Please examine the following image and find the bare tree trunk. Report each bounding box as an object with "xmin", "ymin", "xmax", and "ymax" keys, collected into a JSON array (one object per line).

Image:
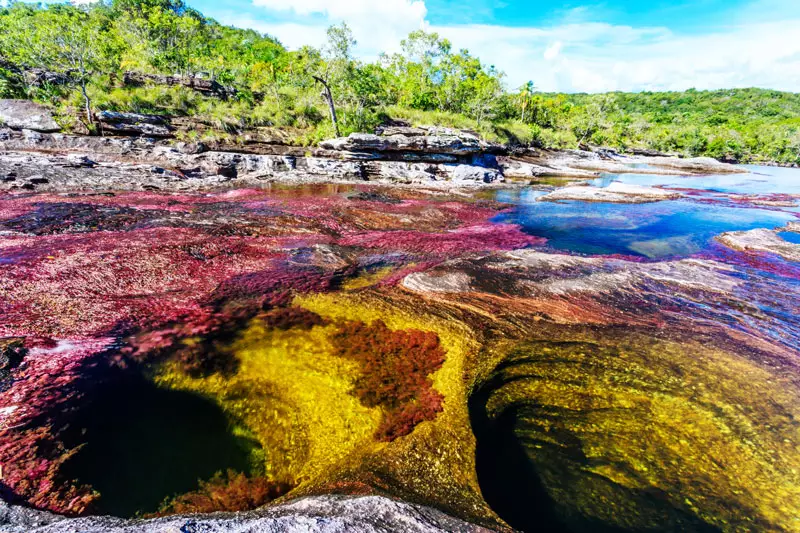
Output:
[
  {"xmin": 313, "ymin": 75, "xmax": 340, "ymax": 137},
  {"xmin": 79, "ymin": 79, "xmax": 93, "ymax": 127}
]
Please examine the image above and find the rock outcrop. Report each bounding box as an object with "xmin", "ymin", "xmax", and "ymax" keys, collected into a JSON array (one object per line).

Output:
[
  {"xmin": 97, "ymin": 111, "xmax": 173, "ymax": 137},
  {"xmin": 122, "ymin": 71, "xmax": 236, "ymax": 100},
  {"xmin": 538, "ymin": 182, "xmax": 683, "ymax": 203},
  {"xmin": 0, "ymin": 100, "xmax": 60, "ymax": 132},
  {"xmin": 717, "ymin": 228, "xmax": 800, "ymax": 262},
  {"xmin": 0, "ymin": 496, "xmax": 495, "ymax": 533}
]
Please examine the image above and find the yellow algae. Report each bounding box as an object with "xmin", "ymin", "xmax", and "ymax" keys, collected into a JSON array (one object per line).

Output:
[
  {"xmin": 478, "ymin": 333, "xmax": 800, "ymax": 532},
  {"xmin": 340, "ymin": 266, "xmax": 395, "ymax": 291},
  {"xmin": 153, "ymin": 321, "xmax": 383, "ymax": 485},
  {"xmin": 292, "ymin": 290, "xmax": 506, "ymax": 527}
]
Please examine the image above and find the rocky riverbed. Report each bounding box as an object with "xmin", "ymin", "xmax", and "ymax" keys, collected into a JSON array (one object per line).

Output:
[{"xmin": 1, "ymin": 100, "xmax": 799, "ymax": 533}]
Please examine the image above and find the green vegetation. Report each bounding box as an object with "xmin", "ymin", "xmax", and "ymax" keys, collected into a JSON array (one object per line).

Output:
[{"xmin": 1, "ymin": 0, "xmax": 799, "ymax": 163}]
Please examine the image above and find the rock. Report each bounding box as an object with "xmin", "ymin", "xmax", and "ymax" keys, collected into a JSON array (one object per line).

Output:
[
  {"xmin": 122, "ymin": 71, "xmax": 236, "ymax": 100},
  {"xmin": 450, "ymin": 164, "xmax": 502, "ymax": 183},
  {"xmin": 321, "ymin": 131, "xmax": 485, "ymax": 155},
  {"xmin": 97, "ymin": 111, "xmax": 173, "ymax": 137},
  {"xmin": 0, "ymin": 100, "xmax": 60, "ymax": 132},
  {"xmin": 498, "ymin": 157, "xmax": 598, "ymax": 179},
  {"xmin": 65, "ymin": 154, "xmax": 97, "ymax": 168},
  {"xmin": 539, "ymin": 182, "xmax": 682, "ymax": 203},
  {"xmin": 176, "ymin": 141, "xmax": 208, "ymax": 155},
  {"xmin": 0, "ymin": 338, "xmax": 26, "ymax": 387},
  {"xmin": 642, "ymin": 156, "xmax": 743, "ymax": 174},
  {"xmin": 0, "ymin": 496, "xmax": 493, "ymax": 533},
  {"xmin": 717, "ymin": 228, "xmax": 800, "ymax": 262}
]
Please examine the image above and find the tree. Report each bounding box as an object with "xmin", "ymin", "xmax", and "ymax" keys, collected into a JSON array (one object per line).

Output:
[
  {"xmin": 310, "ymin": 23, "xmax": 356, "ymax": 137},
  {"xmin": 1, "ymin": 4, "xmax": 112, "ymax": 126},
  {"xmin": 516, "ymin": 81, "xmax": 536, "ymax": 123}
]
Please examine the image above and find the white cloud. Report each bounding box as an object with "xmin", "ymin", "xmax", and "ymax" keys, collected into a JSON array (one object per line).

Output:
[
  {"xmin": 211, "ymin": 0, "xmax": 800, "ymax": 93},
  {"xmin": 431, "ymin": 19, "xmax": 800, "ymax": 92},
  {"xmin": 543, "ymin": 41, "xmax": 562, "ymax": 61},
  {"xmin": 249, "ymin": 0, "xmax": 427, "ymax": 58}
]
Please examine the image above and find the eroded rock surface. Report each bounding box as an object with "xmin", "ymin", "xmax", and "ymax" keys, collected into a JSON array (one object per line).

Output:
[
  {"xmin": 717, "ymin": 227, "xmax": 800, "ymax": 262},
  {"xmin": 0, "ymin": 496, "xmax": 494, "ymax": 533},
  {"xmin": 0, "ymin": 100, "xmax": 60, "ymax": 132},
  {"xmin": 538, "ymin": 182, "xmax": 682, "ymax": 203}
]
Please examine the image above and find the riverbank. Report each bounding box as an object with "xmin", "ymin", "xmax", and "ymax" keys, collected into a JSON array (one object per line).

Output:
[{"xmin": 0, "ymin": 127, "xmax": 745, "ymax": 194}]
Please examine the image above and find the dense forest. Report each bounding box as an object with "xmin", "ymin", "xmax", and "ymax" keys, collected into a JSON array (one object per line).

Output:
[{"xmin": 1, "ymin": 0, "xmax": 799, "ymax": 163}]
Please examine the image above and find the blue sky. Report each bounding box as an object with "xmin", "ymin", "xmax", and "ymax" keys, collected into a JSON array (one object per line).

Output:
[{"xmin": 41, "ymin": 0, "xmax": 800, "ymax": 92}]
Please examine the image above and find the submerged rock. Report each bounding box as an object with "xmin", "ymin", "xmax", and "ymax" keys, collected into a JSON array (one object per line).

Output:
[
  {"xmin": 0, "ymin": 496, "xmax": 494, "ymax": 532},
  {"xmin": 0, "ymin": 100, "xmax": 60, "ymax": 133}
]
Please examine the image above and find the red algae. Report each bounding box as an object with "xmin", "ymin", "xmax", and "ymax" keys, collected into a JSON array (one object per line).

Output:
[
  {"xmin": 331, "ymin": 320, "xmax": 446, "ymax": 442},
  {"xmin": 338, "ymin": 224, "xmax": 545, "ymax": 255}
]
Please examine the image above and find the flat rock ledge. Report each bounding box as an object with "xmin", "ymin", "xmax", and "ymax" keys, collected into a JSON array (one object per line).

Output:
[
  {"xmin": 538, "ymin": 182, "xmax": 683, "ymax": 203},
  {"xmin": 0, "ymin": 495, "xmax": 496, "ymax": 533},
  {"xmin": 716, "ymin": 228, "xmax": 800, "ymax": 262}
]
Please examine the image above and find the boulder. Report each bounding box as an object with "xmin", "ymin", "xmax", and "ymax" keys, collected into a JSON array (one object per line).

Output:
[
  {"xmin": 449, "ymin": 164, "xmax": 502, "ymax": 183},
  {"xmin": 0, "ymin": 100, "xmax": 60, "ymax": 132}
]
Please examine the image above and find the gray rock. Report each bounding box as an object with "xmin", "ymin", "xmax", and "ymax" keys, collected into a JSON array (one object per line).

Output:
[
  {"xmin": 320, "ymin": 132, "xmax": 484, "ymax": 155},
  {"xmin": 97, "ymin": 111, "xmax": 173, "ymax": 137},
  {"xmin": 0, "ymin": 100, "xmax": 60, "ymax": 132},
  {"xmin": 0, "ymin": 495, "xmax": 496, "ymax": 533},
  {"xmin": 449, "ymin": 164, "xmax": 502, "ymax": 183}
]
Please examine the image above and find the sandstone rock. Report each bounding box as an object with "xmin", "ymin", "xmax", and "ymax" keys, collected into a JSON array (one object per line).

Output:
[
  {"xmin": 0, "ymin": 496, "xmax": 494, "ymax": 533},
  {"xmin": 539, "ymin": 182, "xmax": 682, "ymax": 203},
  {"xmin": 122, "ymin": 71, "xmax": 235, "ymax": 99},
  {"xmin": 716, "ymin": 228, "xmax": 800, "ymax": 262},
  {"xmin": 65, "ymin": 154, "xmax": 97, "ymax": 168},
  {"xmin": 321, "ymin": 132, "xmax": 484, "ymax": 155},
  {"xmin": 449, "ymin": 164, "xmax": 502, "ymax": 183},
  {"xmin": 0, "ymin": 100, "xmax": 60, "ymax": 132},
  {"xmin": 97, "ymin": 111, "xmax": 173, "ymax": 137}
]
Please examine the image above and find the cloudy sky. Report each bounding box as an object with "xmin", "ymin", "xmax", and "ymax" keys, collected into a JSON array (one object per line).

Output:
[{"xmin": 25, "ymin": 0, "xmax": 800, "ymax": 92}]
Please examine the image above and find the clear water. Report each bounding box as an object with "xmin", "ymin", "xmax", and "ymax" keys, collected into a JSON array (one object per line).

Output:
[
  {"xmin": 779, "ymin": 231, "xmax": 800, "ymax": 245},
  {"xmin": 494, "ymin": 165, "xmax": 800, "ymax": 259}
]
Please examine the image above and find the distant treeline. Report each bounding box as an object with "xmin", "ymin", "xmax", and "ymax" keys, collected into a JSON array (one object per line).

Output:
[{"xmin": 1, "ymin": 0, "xmax": 798, "ymax": 162}]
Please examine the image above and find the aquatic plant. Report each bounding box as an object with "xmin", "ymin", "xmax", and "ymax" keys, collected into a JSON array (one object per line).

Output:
[
  {"xmin": 331, "ymin": 320, "xmax": 446, "ymax": 442},
  {"xmin": 156, "ymin": 470, "xmax": 291, "ymax": 516}
]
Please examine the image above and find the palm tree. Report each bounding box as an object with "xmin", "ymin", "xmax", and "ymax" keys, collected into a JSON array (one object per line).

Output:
[{"xmin": 517, "ymin": 81, "xmax": 536, "ymax": 123}]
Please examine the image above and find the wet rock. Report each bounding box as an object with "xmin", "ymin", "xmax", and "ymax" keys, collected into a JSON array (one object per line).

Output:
[
  {"xmin": 0, "ymin": 100, "xmax": 60, "ymax": 132},
  {"xmin": 0, "ymin": 496, "xmax": 494, "ymax": 533},
  {"xmin": 539, "ymin": 182, "xmax": 682, "ymax": 203},
  {"xmin": 0, "ymin": 338, "xmax": 26, "ymax": 386}
]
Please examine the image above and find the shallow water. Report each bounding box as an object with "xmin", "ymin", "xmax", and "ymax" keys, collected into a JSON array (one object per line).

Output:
[
  {"xmin": 495, "ymin": 165, "xmax": 800, "ymax": 258},
  {"xmin": 589, "ymin": 164, "xmax": 800, "ymax": 195},
  {"xmin": 0, "ymin": 165, "xmax": 799, "ymax": 531}
]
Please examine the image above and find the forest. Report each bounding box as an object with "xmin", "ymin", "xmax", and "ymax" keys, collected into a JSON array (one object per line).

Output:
[{"xmin": 1, "ymin": 0, "xmax": 799, "ymax": 164}]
